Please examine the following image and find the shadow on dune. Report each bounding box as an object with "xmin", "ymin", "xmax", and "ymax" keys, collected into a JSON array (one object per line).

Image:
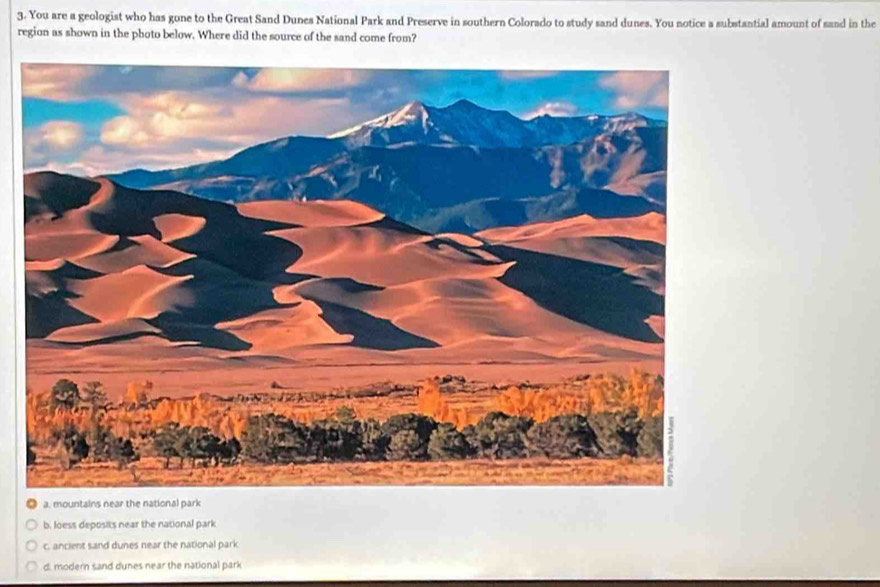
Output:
[
  {"xmin": 314, "ymin": 300, "xmax": 439, "ymax": 351},
  {"xmin": 25, "ymin": 293, "xmax": 97, "ymax": 339},
  {"xmin": 85, "ymin": 183, "xmax": 305, "ymax": 281},
  {"xmin": 484, "ymin": 245, "xmax": 664, "ymax": 343},
  {"xmin": 147, "ymin": 315, "xmax": 253, "ymax": 351}
]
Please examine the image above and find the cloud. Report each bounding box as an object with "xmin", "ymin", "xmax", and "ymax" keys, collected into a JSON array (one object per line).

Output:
[
  {"xmin": 233, "ymin": 68, "xmax": 373, "ymax": 93},
  {"xmin": 22, "ymin": 65, "xmax": 97, "ymax": 100},
  {"xmin": 22, "ymin": 64, "xmax": 243, "ymax": 100},
  {"xmin": 499, "ymin": 70, "xmax": 558, "ymax": 80},
  {"xmin": 33, "ymin": 144, "xmax": 237, "ymax": 176},
  {"xmin": 599, "ymin": 71, "xmax": 668, "ymax": 110},
  {"xmin": 23, "ymin": 120, "xmax": 85, "ymax": 168},
  {"xmin": 39, "ymin": 121, "xmax": 84, "ymax": 149},
  {"xmin": 99, "ymin": 90, "xmax": 353, "ymax": 150},
  {"xmin": 523, "ymin": 101, "xmax": 579, "ymax": 119}
]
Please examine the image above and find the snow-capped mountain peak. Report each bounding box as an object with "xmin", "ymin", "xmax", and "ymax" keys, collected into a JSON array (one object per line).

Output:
[{"xmin": 329, "ymin": 99, "xmax": 664, "ymax": 149}]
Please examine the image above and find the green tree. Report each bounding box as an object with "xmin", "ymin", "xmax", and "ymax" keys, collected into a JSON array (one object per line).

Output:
[
  {"xmin": 310, "ymin": 418, "xmax": 362, "ymax": 461},
  {"xmin": 217, "ymin": 437, "xmax": 242, "ymax": 465},
  {"xmin": 359, "ymin": 418, "xmax": 388, "ymax": 460},
  {"xmin": 109, "ymin": 437, "xmax": 138, "ymax": 469},
  {"xmin": 464, "ymin": 412, "xmax": 533, "ymax": 459},
  {"xmin": 178, "ymin": 427, "xmax": 222, "ymax": 467},
  {"xmin": 152, "ymin": 423, "xmax": 182, "ymax": 469},
  {"xmin": 637, "ymin": 415, "xmax": 664, "ymax": 459},
  {"xmin": 81, "ymin": 381, "xmax": 108, "ymax": 412},
  {"xmin": 58, "ymin": 426, "xmax": 89, "ymax": 469},
  {"xmin": 241, "ymin": 414, "xmax": 311, "ymax": 464},
  {"xmin": 526, "ymin": 414, "xmax": 600, "ymax": 459},
  {"xmin": 589, "ymin": 408, "xmax": 643, "ymax": 457},
  {"xmin": 428, "ymin": 423, "xmax": 473, "ymax": 460},
  {"xmin": 381, "ymin": 414, "xmax": 437, "ymax": 461},
  {"xmin": 51, "ymin": 379, "xmax": 80, "ymax": 410}
]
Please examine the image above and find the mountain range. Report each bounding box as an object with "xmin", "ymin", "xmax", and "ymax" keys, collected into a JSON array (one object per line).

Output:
[{"xmin": 109, "ymin": 100, "xmax": 667, "ymax": 233}]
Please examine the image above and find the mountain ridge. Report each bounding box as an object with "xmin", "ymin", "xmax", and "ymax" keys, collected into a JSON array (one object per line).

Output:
[{"xmin": 106, "ymin": 99, "xmax": 667, "ymax": 233}]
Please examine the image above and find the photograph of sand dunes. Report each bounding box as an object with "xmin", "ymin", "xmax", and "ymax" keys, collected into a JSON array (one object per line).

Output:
[{"xmin": 23, "ymin": 65, "xmax": 667, "ymax": 486}]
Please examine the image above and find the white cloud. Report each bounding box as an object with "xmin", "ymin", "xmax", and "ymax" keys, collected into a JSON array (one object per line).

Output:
[
  {"xmin": 39, "ymin": 121, "xmax": 84, "ymax": 149},
  {"xmin": 22, "ymin": 65, "xmax": 97, "ymax": 100},
  {"xmin": 98, "ymin": 90, "xmax": 352, "ymax": 150},
  {"xmin": 23, "ymin": 121, "xmax": 85, "ymax": 169},
  {"xmin": 523, "ymin": 101, "xmax": 579, "ymax": 119},
  {"xmin": 599, "ymin": 71, "xmax": 668, "ymax": 110},
  {"xmin": 32, "ymin": 144, "xmax": 238, "ymax": 176}
]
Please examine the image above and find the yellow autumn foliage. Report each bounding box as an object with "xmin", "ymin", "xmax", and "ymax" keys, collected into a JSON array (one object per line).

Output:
[
  {"xmin": 124, "ymin": 380, "xmax": 153, "ymax": 405},
  {"xmin": 583, "ymin": 369, "xmax": 664, "ymax": 417},
  {"xmin": 493, "ymin": 385, "xmax": 587, "ymax": 422},
  {"xmin": 417, "ymin": 378, "xmax": 478, "ymax": 429}
]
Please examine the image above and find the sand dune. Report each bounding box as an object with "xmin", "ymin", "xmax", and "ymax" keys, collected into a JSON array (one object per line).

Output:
[
  {"xmin": 237, "ymin": 199, "xmax": 384, "ymax": 227},
  {"xmin": 25, "ymin": 171, "xmax": 665, "ymax": 390},
  {"xmin": 478, "ymin": 212, "xmax": 666, "ymax": 245},
  {"xmin": 154, "ymin": 214, "xmax": 207, "ymax": 242}
]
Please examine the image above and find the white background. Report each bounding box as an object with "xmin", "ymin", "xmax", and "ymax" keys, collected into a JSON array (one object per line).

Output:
[{"xmin": 2, "ymin": 0, "xmax": 880, "ymax": 581}]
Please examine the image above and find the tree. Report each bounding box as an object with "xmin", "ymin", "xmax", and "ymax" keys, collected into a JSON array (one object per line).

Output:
[
  {"xmin": 637, "ymin": 415, "xmax": 664, "ymax": 459},
  {"xmin": 58, "ymin": 426, "xmax": 89, "ymax": 469},
  {"xmin": 589, "ymin": 408, "xmax": 643, "ymax": 457},
  {"xmin": 81, "ymin": 381, "xmax": 108, "ymax": 412},
  {"xmin": 381, "ymin": 414, "xmax": 438, "ymax": 461},
  {"xmin": 152, "ymin": 423, "xmax": 182, "ymax": 469},
  {"xmin": 51, "ymin": 379, "xmax": 80, "ymax": 410},
  {"xmin": 428, "ymin": 423, "xmax": 473, "ymax": 460},
  {"xmin": 109, "ymin": 437, "xmax": 138, "ymax": 469},
  {"xmin": 464, "ymin": 412, "xmax": 533, "ymax": 459},
  {"xmin": 526, "ymin": 414, "xmax": 600, "ymax": 459},
  {"xmin": 388, "ymin": 430, "xmax": 425, "ymax": 461},
  {"xmin": 310, "ymin": 418, "xmax": 362, "ymax": 461},
  {"xmin": 359, "ymin": 418, "xmax": 388, "ymax": 460},
  {"xmin": 179, "ymin": 427, "xmax": 222, "ymax": 467},
  {"xmin": 217, "ymin": 437, "xmax": 241, "ymax": 465},
  {"xmin": 241, "ymin": 414, "xmax": 311, "ymax": 464}
]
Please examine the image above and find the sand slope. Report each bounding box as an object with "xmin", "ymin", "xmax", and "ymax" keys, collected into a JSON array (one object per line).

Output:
[{"xmin": 25, "ymin": 171, "xmax": 665, "ymax": 387}]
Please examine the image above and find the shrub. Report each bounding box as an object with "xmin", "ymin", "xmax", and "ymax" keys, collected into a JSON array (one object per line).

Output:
[
  {"xmin": 26, "ymin": 439, "xmax": 36, "ymax": 466},
  {"xmin": 310, "ymin": 418, "xmax": 362, "ymax": 461},
  {"xmin": 241, "ymin": 413, "xmax": 311, "ymax": 464},
  {"xmin": 217, "ymin": 437, "xmax": 242, "ymax": 465},
  {"xmin": 464, "ymin": 412, "xmax": 533, "ymax": 459},
  {"xmin": 152, "ymin": 423, "xmax": 182, "ymax": 469},
  {"xmin": 181, "ymin": 427, "xmax": 223, "ymax": 467},
  {"xmin": 88, "ymin": 423, "xmax": 139, "ymax": 468},
  {"xmin": 428, "ymin": 423, "xmax": 473, "ymax": 460},
  {"xmin": 382, "ymin": 414, "xmax": 438, "ymax": 461},
  {"xmin": 637, "ymin": 415, "xmax": 664, "ymax": 459},
  {"xmin": 526, "ymin": 414, "xmax": 600, "ymax": 459},
  {"xmin": 334, "ymin": 405, "xmax": 357, "ymax": 423},
  {"xmin": 57, "ymin": 426, "xmax": 89, "ymax": 469},
  {"xmin": 589, "ymin": 408, "xmax": 643, "ymax": 457},
  {"xmin": 111, "ymin": 437, "xmax": 138, "ymax": 468},
  {"xmin": 51, "ymin": 379, "xmax": 80, "ymax": 410},
  {"xmin": 359, "ymin": 418, "xmax": 388, "ymax": 460}
]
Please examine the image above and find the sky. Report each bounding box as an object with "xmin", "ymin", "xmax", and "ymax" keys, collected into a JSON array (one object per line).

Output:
[{"xmin": 22, "ymin": 66, "xmax": 668, "ymax": 176}]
